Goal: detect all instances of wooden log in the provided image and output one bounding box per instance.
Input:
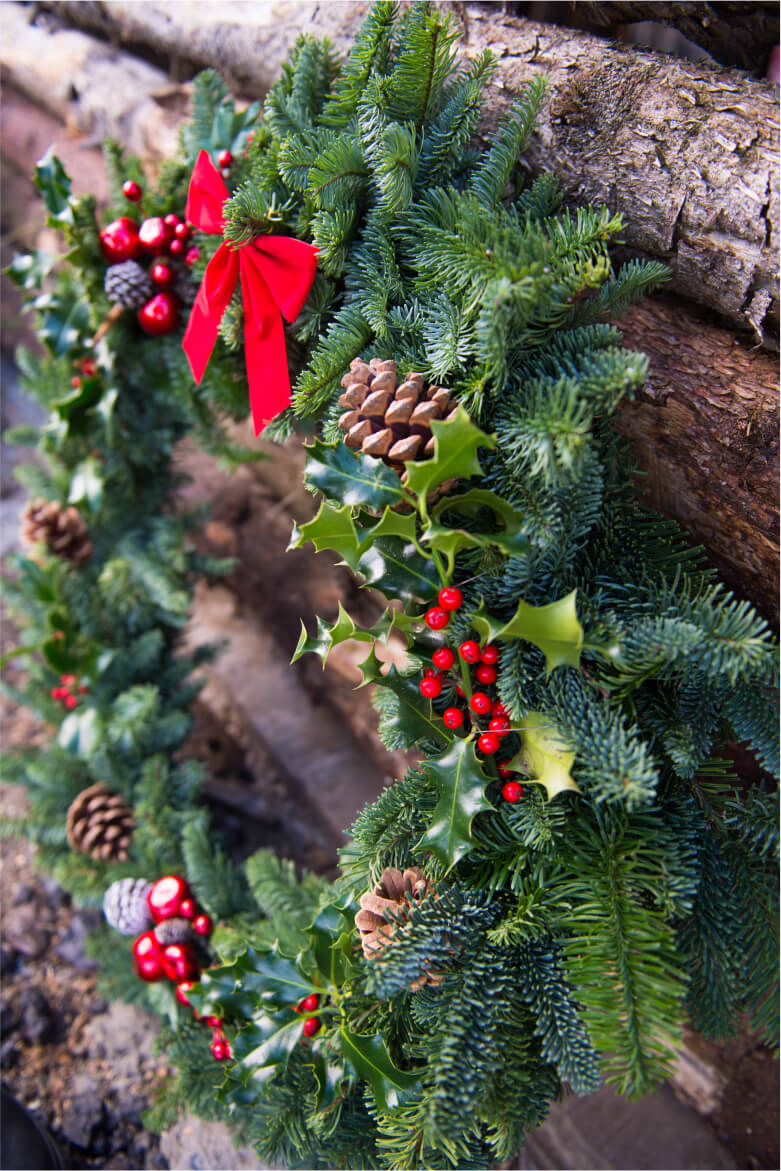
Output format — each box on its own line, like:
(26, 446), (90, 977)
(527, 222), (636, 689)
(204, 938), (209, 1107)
(39, 0), (779, 345)
(615, 295), (779, 622)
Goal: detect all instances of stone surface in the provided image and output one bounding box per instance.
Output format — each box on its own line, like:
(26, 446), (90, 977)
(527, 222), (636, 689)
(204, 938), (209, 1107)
(160, 1113), (267, 1170)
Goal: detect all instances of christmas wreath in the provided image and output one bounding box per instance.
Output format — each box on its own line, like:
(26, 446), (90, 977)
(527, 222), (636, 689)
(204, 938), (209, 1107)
(4, 4), (778, 1167)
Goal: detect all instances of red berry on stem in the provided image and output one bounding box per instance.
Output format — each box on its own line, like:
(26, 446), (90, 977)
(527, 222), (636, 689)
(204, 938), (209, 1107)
(147, 875), (191, 923)
(138, 292), (180, 336)
(71, 375), (82, 388)
(80, 357), (98, 377)
(168, 237), (185, 256)
(303, 1017), (321, 1037)
(217, 149), (234, 169)
(478, 732), (501, 755)
(459, 640), (480, 664)
(480, 644), (499, 665)
(300, 994), (320, 1013)
(192, 913), (213, 937)
(420, 677), (442, 699)
(475, 664), (497, 685)
(470, 692), (492, 715)
(489, 716), (511, 738)
(491, 701), (508, 718)
(163, 213), (180, 228)
(122, 179), (143, 202)
(205, 1016), (223, 1029)
(185, 246), (200, 267)
(442, 707), (465, 729)
(497, 761), (515, 779)
(432, 647), (455, 670)
(138, 216), (171, 254)
(64, 695), (78, 710)
(178, 898), (196, 920)
(501, 781), (524, 803)
(60, 674), (76, 686)
(174, 221), (191, 240)
(150, 261), (175, 288)
(175, 980), (195, 1007)
(132, 931), (165, 982)
(425, 607), (450, 631)
(455, 684), (465, 697)
(161, 942), (200, 983)
(438, 587), (463, 612)
(99, 217), (140, 263)
(211, 1037), (230, 1061)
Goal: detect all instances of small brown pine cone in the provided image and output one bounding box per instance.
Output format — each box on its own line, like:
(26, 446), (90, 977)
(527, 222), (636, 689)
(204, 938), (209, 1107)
(338, 359), (458, 476)
(20, 498), (93, 567)
(355, 866), (445, 991)
(66, 783), (135, 862)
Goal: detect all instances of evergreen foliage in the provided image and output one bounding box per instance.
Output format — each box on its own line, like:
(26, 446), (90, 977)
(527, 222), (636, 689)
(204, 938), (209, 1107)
(3, 4), (777, 1168)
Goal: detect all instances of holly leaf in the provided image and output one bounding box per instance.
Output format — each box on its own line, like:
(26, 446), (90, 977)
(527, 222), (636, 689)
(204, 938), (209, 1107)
(380, 667), (450, 749)
(417, 739), (493, 869)
(403, 406), (494, 508)
(35, 291), (91, 358)
(292, 603), (373, 668)
(290, 501), (362, 569)
(425, 488), (530, 573)
(507, 711), (579, 801)
(338, 1027), (420, 1112)
(34, 149), (73, 224)
(472, 590), (583, 675)
(356, 536), (440, 602)
(6, 250), (57, 291)
(356, 506), (418, 550)
(68, 458), (104, 511)
(356, 643), (385, 687)
(303, 439), (406, 510)
(231, 1006), (303, 1083)
(311, 1050), (353, 1112)
(58, 707), (101, 756)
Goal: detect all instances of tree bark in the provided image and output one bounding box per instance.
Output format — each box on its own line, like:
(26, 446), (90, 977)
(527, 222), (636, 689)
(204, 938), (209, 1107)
(39, 0), (779, 347)
(615, 296), (779, 622)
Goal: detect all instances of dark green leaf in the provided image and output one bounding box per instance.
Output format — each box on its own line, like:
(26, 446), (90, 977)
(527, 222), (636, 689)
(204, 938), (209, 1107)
(6, 251), (57, 291)
(404, 406), (494, 509)
(472, 590), (583, 674)
(417, 738), (493, 869)
(303, 439), (406, 510)
(338, 1026), (420, 1111)
(34, 150), (73, 223)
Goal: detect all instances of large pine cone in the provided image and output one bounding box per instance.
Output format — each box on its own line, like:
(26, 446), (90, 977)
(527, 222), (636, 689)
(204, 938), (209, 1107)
(20, 498), (93, 567)
(103, 877), (153, 936)
(338, 359), (457, 473)
(355, 866), (444, 991)
(66, 782), (135, 862)
(104, 260), (154, 309)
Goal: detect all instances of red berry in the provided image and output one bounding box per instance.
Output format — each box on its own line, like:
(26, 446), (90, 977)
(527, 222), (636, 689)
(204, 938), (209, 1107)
(497, 761), (515, 779)
(70, 375), (82, 388)
(420, 677), (442, 699)
(132, 931), (165, 982)
(99, 217), (140, 263)
(80, 357), (98, 377)
(192, 913), (213, 937)
(138, 216), (171, 254)
(161, 942), (200, 983)
(77, 685), (88, 695)
(480, 644), (499, 665)
(122, 179), (143, 202)
(455, 684), (465, 697)
(475, 664), (497, 685)
(184, 246), (200, 267)
(303, 1016), (321, 1037)
(432, 647), (456, 670)
(150, 261), (175, 288)
(64, 695), (78, 710)
(478, 732), (500, 755)
(442, 707), (465, 729)
(147, 875), (190, 923)
(175, 980), (195, 1007)
(217, 149), (234, 169)
(491, 701), (509, 718)
(60, 674), (76, 686)
(168, 237), (185, 256)
(424, 666), (438, 678)
(174, 221), (191, 240)
(50, 687), (65, 700)
(438, 587), (463, 611)
(459, 640), (480, 664)
(138, 291), (180, 336)
(205, 1016), (223, 1029)
(163, 213), (180, 228)
(211, 1037), (230, 1061)
(425, 607), (450, 631)
(501, 781), (524, 803)
(489, 716), (511, 738)
(300, 994), (320, 1013)
(470, 692), (491, 715)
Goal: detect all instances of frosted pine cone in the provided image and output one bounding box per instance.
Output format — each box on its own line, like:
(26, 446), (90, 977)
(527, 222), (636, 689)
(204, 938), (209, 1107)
(337, 359), (457, 472)
(66, 783), (135, 862)
(355, 866), (444, 991)
(104, 260), (154, 310)
(103, 877), (153, 936)
(20, 498), (93, 566)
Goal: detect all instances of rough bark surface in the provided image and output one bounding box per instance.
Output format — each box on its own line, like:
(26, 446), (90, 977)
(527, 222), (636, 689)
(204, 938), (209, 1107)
(37, 0), (780, 345)
(615, 296), (779, 622)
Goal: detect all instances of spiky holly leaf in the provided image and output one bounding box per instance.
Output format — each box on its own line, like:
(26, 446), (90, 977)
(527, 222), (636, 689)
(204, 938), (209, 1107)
(69, 458), (104, 511)
(34, 149), (74, 225)
(309, 903), (353, 987)
(472, 590), (583, 674)
(417, 738), (493, 869)
(6, 250), (57, 291)
(311, 1050), (352, 1112)
(292, 602), (374, 667)
(290, 501), (362, 569)
(356, 506), (419, 548)
(303, 439), (406, 510)
(423, 488), (530, 574)
(58, 707), (101, 756)
(356, 536), (440, 602)
(507, 712), (579, 801)
(380, 667), (450, 748)
(230, 1006), (303, 1085)
(338, 1026), (420, 1112)
(404, 406), (495, 509)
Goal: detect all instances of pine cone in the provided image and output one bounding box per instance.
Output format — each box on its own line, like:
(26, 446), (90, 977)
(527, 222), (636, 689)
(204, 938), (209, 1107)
(20, 498), (93, 566)
(67, 783), (135, 862)
(103, 877), (153, 936)
(104, 260), (154, 309)
(355, 866), (444, 991)
(337, 359), (458, 473)
(153, 917), (194, 946)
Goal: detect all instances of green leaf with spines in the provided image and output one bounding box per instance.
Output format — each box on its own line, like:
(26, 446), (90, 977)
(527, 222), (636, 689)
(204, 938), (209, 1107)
(423, 487), (530, 572)
(337, 1026), (420, 1112)
(505, 712), (579, 801)
(472, 590), (583, 675)
(290, 501), (362, 569)
(417, 738), (494, 869)
(302, 438), (406, 510)
(376, 666), (450, 749)
(403, 406), (495, 509)
(292, 603), (373, 668)
(34, 150), (74, 224)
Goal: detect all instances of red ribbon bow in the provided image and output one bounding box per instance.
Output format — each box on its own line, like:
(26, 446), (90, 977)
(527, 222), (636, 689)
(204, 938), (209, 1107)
(182, 150), (318, 434)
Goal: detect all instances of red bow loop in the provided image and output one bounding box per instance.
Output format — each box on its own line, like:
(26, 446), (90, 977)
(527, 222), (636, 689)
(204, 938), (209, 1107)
(181, 150), (318, 434)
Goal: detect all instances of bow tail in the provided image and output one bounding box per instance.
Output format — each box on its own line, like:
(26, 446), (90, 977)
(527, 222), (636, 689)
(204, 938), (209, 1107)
(240, 258), (294, 435)
(182, 242), (239, 384)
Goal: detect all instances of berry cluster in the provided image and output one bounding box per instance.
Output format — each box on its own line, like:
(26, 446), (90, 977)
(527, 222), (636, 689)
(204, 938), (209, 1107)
(422, 589), (524, 804)
(294, 992), (322, 1040)
(69, 355), (99, 389)
(50, 673), (87, 710)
